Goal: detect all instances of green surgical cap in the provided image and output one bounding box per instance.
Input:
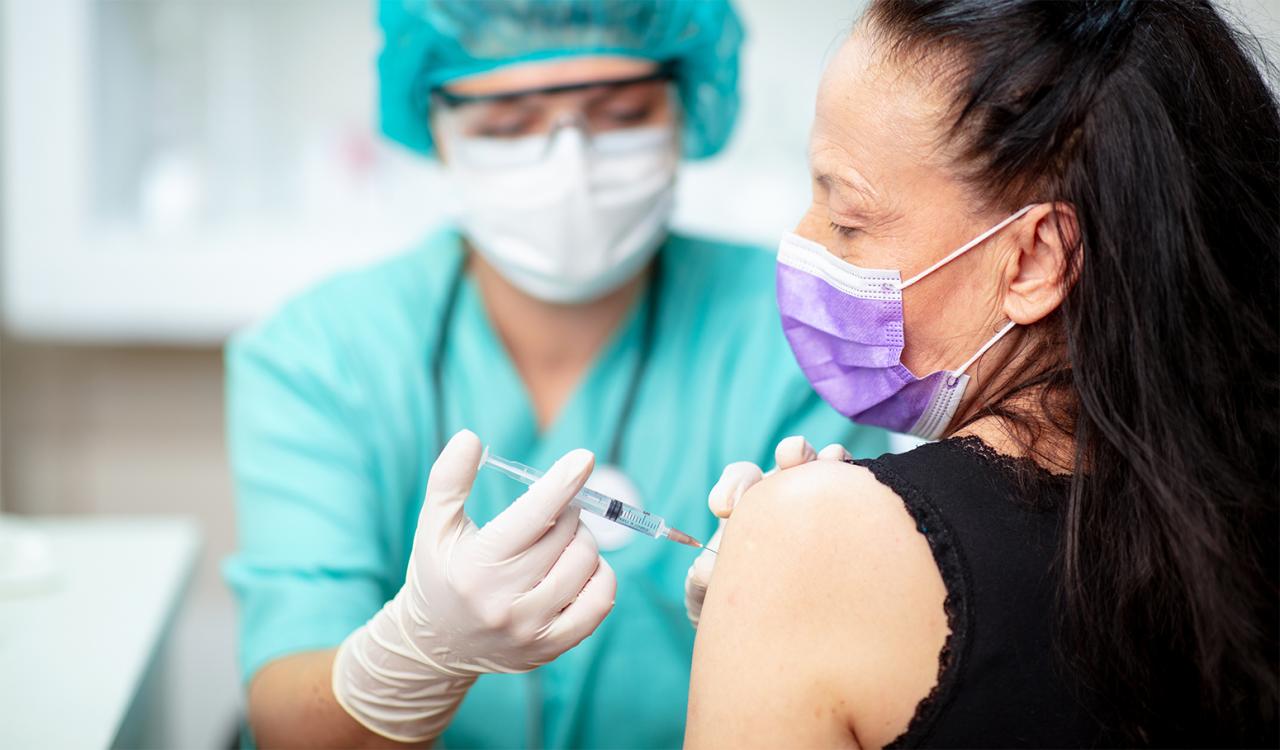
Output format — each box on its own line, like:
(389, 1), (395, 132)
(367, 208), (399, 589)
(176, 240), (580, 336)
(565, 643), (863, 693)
(377, 0), (745, 159)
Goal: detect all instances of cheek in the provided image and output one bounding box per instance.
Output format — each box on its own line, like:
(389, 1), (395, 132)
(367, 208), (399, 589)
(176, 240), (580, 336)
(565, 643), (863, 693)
(899, 283), (951, 372)
(898, 254), (1004, 373)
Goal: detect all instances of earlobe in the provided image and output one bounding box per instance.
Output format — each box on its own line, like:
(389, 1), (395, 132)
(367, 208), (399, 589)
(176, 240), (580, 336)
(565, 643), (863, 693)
(1002, 202), (1078, 325)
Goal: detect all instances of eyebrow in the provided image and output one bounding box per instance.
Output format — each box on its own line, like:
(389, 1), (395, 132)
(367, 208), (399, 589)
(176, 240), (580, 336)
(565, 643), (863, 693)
(814, 167), (880, 204)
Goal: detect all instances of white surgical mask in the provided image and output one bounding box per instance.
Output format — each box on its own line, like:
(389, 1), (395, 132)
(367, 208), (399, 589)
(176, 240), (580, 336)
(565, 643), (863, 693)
(446, 124), (677, 304)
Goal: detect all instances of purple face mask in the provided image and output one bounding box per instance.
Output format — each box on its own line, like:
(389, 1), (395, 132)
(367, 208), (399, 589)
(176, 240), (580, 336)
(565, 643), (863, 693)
(776, 206), (1032, 439)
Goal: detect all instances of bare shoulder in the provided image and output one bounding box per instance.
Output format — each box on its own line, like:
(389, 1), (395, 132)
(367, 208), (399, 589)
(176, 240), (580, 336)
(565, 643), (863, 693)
(729, 459), (913, 555)
(687, 460), (949, 750)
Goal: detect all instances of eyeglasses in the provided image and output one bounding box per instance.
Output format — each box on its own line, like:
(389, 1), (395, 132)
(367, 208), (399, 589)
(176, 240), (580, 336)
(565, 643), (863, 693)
(431, 66), (678, 166)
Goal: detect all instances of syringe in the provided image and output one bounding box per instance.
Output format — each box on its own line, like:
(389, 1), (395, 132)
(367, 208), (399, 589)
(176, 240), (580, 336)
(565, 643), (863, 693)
(478, 447), (704, 549)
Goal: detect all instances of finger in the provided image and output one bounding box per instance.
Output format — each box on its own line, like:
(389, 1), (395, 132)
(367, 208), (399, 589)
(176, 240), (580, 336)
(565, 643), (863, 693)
(684, 524), (724, 628)
(702, 520), (725, 556)
(417, 429), (483, 549)
(818, 443), (853, 462)
(685, 561), (710, 627)
(517, 521), (601, 619)
(481, 449), (595, 556)
(688, 523), (724, 588)
(511, 504), (582, 583)
(775, 435), (817, 469)
(542, 557), (616, 649)
(708, 462), (765, 518)
(684, 564), (707, 628)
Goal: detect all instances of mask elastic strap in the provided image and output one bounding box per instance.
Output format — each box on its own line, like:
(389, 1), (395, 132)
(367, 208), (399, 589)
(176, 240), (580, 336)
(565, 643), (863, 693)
(897, 205), (1036, 290)
(947, 320), (1017, 387)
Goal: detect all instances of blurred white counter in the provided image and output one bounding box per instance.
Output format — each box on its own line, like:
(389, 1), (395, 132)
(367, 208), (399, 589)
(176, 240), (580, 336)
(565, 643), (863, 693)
(0, 516), (200, 749)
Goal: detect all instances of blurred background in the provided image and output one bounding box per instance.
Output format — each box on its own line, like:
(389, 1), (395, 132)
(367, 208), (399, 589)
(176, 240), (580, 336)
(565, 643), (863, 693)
(1, 0), (1277, 747)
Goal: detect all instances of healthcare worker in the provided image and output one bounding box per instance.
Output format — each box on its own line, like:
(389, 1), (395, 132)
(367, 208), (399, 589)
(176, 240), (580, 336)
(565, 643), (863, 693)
(224, 1), (888, 747)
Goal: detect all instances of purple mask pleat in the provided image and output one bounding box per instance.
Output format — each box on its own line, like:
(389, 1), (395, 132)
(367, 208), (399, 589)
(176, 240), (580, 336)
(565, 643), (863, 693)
(779, 324), (905, 370)
(802, 362), (921, 431)
(776, 263), (903, 347)
(851, 370), (947, 433)
(774, 214), (1029, 438)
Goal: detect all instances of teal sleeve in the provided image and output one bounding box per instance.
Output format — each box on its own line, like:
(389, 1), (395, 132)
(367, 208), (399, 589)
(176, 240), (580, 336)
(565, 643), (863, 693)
(223, 304), (391, 685)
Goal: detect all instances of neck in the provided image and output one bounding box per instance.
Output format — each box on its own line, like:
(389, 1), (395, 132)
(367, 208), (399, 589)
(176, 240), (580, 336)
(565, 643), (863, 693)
(469, 249), (650, 429)
(949, 326), (1077, 475)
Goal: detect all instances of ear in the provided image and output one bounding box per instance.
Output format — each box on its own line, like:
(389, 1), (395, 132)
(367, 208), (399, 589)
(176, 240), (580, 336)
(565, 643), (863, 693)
(1000, 202), (1079, 326)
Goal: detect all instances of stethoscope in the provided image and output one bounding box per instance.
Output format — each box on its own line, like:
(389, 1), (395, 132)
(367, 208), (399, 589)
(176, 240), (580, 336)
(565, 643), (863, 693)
(429, 250), (661, 748)
(429, 249), (662, 545)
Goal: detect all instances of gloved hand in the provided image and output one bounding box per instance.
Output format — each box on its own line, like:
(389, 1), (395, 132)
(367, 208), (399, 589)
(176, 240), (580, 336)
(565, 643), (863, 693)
(332, 429), (616, 743)
(684, 436), (851, 628)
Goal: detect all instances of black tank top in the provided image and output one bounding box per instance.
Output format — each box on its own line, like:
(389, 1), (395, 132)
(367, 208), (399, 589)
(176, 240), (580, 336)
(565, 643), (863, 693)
(853, 437), (1109, 748)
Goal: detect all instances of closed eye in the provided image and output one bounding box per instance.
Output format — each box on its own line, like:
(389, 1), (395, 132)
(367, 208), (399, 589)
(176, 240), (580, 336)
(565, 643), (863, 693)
(829, 222), (861, 238)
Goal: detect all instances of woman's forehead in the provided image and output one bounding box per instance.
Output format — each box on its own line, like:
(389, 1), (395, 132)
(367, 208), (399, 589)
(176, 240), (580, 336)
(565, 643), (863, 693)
(813, 28), (961, 188)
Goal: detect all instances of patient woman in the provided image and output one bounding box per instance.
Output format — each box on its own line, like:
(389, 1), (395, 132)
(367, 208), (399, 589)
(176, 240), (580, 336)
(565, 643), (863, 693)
(687, 0), (1278, 747)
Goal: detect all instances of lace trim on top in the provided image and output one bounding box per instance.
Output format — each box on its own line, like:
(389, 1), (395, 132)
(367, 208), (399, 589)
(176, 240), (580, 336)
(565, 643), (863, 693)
(949, 435), (1074, 512)
(950, 434), (1072, 477)
(850, 450), (973, 749)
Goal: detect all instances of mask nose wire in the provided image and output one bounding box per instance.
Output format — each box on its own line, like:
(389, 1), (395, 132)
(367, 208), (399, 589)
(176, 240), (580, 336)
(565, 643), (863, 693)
(540, 112), (592, 162)
(895, 204), (1037, 291)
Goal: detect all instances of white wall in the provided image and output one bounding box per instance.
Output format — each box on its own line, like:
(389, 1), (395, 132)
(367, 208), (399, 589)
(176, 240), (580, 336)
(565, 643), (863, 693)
(673, 0), (865, 243)
(4, 0), (1276, 343)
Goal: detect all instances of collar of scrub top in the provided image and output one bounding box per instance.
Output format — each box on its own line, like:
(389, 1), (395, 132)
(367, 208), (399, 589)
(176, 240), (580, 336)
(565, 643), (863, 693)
(428, 61), (678, 108)
(430, 248), (664, 467)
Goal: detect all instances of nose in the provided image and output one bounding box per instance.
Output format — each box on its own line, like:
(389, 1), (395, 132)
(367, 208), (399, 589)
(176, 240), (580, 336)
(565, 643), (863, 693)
(792, 209), (824, 242)
(542, 118), (591, 163)
(546, 110), (590, 138)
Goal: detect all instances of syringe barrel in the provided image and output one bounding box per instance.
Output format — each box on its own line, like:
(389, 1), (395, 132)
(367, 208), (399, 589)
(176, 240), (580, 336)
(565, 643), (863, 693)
(572, 486), (662, 538)
(479, 448), (664, 538)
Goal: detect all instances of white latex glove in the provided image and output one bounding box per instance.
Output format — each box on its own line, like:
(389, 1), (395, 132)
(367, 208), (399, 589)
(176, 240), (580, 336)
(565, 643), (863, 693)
(332, 429), (616, 743)
(684, 436), (851, 628)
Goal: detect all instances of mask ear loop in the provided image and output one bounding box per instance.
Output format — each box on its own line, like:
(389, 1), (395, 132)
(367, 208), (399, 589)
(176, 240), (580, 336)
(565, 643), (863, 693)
(885, 205), (1035, 386)
(946, 319), (1017, 387)
(896, 205), (1036, 291)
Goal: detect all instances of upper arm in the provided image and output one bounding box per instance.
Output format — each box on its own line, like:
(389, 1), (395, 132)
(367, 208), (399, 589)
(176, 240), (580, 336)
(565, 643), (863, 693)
(686, 460), (949, 750)
(224, 315), (389, 685)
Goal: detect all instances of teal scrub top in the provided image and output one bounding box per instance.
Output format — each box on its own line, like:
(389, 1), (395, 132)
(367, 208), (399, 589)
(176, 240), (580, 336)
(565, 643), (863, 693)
(223, 228), (889, 749)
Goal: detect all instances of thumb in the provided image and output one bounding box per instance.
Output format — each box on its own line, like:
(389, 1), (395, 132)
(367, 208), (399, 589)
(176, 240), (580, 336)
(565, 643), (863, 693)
(775, 435), (817, 469)
(417, 429), (483, 549)
(708, 462), (764, 518)
(685, 522), (724, 628)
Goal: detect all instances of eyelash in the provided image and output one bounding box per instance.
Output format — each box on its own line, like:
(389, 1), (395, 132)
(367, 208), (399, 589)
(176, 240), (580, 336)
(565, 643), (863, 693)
(829, 222), (860, 238)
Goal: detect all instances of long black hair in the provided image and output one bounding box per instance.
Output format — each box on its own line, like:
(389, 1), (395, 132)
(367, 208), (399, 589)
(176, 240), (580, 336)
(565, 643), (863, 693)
(865, 0), (1278, 744)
